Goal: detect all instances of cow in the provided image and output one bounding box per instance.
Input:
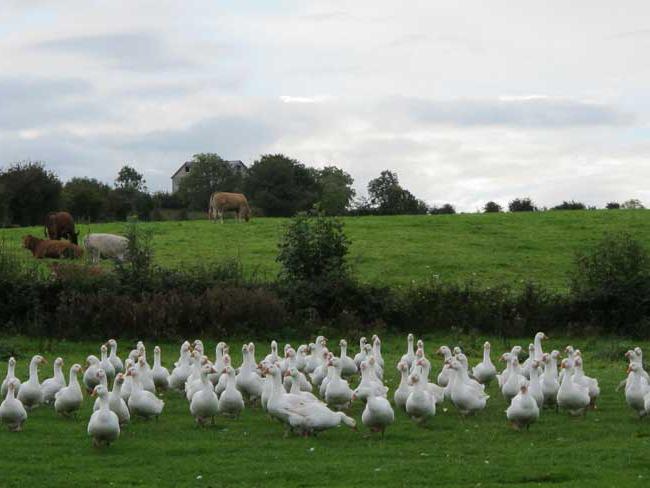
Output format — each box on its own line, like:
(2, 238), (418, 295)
(22, 235), (83, 259)
(208, 192), (251, 223)
(44, 211), (79, 244)
(84, 233), (129, 264)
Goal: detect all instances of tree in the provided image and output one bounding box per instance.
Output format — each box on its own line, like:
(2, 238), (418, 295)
(552, 200), (586, 211)
(61, 178), (111, 222)
(367, 170), (428, 215)
(0, 161), (62, 226)
(244, 154), (320, 217)
(316, 166), (355, 215)
(176, 153), (243, 211)
(430, 203), (456, 215)
(606, 202), (621, 210)
(508, 197), (537, 212)
(115, 165), (146, 193)
(622, 199), (644, 210)
(152, 191), (184, 210)
(484, 201), (502, 213)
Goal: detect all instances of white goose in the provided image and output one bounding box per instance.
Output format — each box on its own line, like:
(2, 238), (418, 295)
(0, 379), (27, 431)
(1, 357), (22, 398)
(620, 348), (650, 393)
(185, 353), (209, 402)
(127, 368), (164, 419)
(99, 344), (116, 382)
(412, 358), (445, 405)
(435, 346), (453, 387)
(362, 384), (394, 436)
(168, 341), (192, 391)
(540, 351), (560, 407)
(136, 346), (156, 394)
(448, 359), (489, 415)
(41, 357), (66, 404)
(528, 360), (544, 408)
(501, 355), (526, 403)
(353, 359), (384, 403)
(295, 345), (308, 372)
(54, 364), (83, 416)
(471, 341), (497, 385)
(506, 384), (539, 430)
(557, 358), (590, 416)
(190, 365), (220, 425)
(92, 369), (109, 411)
(625, 363), (649, 417)
(324, 357), (354, 410)
(83, 355), (102, 394)
(235, 344), (263, 402)
(109, 373), (130, 426)
(400, 334), (416, 369)
(264, 340), (280, 365)
(353, 337), (368, 369)
(215, 355), (232, 398)
(405, 372), (435, 423)
(152, 346), (170, 391)
(394, 361), (412, 411)
(286, 368), (319, 402)
(218, 366), (244, 418)
(338, 340), (357, 377)
(573, 354), (600, 407)
(371, 335), (385, 371)
(107, 339), (123, 374)
(17, 355), (46, 410)
(120, 359), (135, 402)
(88, 384), (120, 447)
(209, 342), (227, 385)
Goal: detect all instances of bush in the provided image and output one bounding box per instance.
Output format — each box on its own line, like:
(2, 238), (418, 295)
(622, 199), (644, 210)
(569, 232), (650, 335)
(508, 197), (537, 212)
(484, 201), (502, 213)
(114, 220), (156, 292)
(553, 200), (586, 211)
(606, 202), (621, 210)
(430, 204), (456, 215)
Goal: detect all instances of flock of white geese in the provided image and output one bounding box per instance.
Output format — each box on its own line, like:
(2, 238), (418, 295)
(0, 331), (645, 446)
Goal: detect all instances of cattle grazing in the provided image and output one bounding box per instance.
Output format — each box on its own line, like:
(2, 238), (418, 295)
(84, 233), (129, 264)
(208, 192), (251, 223)
(44, 211), (79, 244)
(22, 235), (83, 259)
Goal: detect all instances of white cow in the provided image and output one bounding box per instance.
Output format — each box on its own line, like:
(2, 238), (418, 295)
(84, 233), (129, 264)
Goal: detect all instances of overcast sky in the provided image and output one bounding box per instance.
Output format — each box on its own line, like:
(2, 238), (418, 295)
(1, 0), (648, 210)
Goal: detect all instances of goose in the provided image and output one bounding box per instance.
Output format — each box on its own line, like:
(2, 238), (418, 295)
(528, 360), (544, 408)
(405, 372), (435, 423)
(1, 357), (21, 398)
(394, 361), (412, 411)
(83, 355), (102, 394)
(41, 357), (66, 404)
(412, 358), (445, 405)
(371, 335), (384, 370)
(454, 353), (485, 392)
(54, 364), (84, 416)
(109, 373), (130, 426)
(215, 355), (232, 397)
(533, 332), (548, 361)
(0, 379), (27, 432)
(186, 353), (209, 402)
(324, 357), (354, 410)
(318, 353), (336, 396)
(17, 355), (46, 410)
(559, 345), (577, 383)
(362, 384), (394, 436)
(218, 366), (244, 418)
(136, 347), (156, 394)
(338, 340), (357, 377)
(400, 334), (416, 369)
(152, 346), (170, 391)
(283, 357), (312, 393)
(521, 343), (536, 379)
(235, 345), (263, 402)
(92, 369), (109, 411)
(619, 349), (650, 393)
(120, 359), (135, 402)
(501, 356), (526, 403)
(625, 363), (649, 417)
(435, 346), (453, 386)
(99, 344), (116, 382)
(353, 337), (368, 369)
(506, 384), (539, 430)
(190, 365), (220, 425)
(88, 384), (120, 447)
(127, 368), (164, 419)
(107, 339), (123, 374)
(310, 350), (331, 388)
(540, 351), (560, 407)
(264, 340), (280, 365)
(557, 358), (590, 416)
(472, 342), (497, 385)
(286, 368), (320, 402)
(193, 339), (205, 356)
(498, 346), (523, 387)
(448, 359), (489, 415)
(353, 360), (384, 403)
(295, 345), (308, 372)
(573, 355), (600, 407)
(169, 341), (192, 390)
(209, 342), (227, 385)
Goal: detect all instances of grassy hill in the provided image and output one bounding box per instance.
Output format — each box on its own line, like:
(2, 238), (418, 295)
(2, 210), (649, 290)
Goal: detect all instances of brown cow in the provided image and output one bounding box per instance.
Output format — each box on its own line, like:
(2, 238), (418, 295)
(208, 192), (251, 223)
(44, 211), (79, 244)
(22, 235), (83, 259)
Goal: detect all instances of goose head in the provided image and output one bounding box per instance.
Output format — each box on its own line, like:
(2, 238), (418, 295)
(91, 384), (109, 398)
(535, 332), (549, 341)
(437, 346), (451, 357)
(86, 355), (100, 367)
(107, 339), (117, 349)
(510, 346), (522, 358)
(339, 339), (347, 348)
(32, 355), (47, 367)
(100, 344), (108, 357)
(53, 357), (64, 368)
(397, 361), (408, 373)
(483, 341), (491, 352)
(114, 373), (125, 386)
(70, 363), (82, 375)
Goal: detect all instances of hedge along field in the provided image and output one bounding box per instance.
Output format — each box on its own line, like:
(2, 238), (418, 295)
(2, 209), (650, 289)
(0, 333), (649, 487)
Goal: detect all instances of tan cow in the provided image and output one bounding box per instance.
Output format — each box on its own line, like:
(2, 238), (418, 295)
(208, 192), (251, 223)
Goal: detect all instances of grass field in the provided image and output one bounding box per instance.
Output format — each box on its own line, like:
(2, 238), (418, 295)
(2, 209), (649, 290)
(1, 333), (649, 487)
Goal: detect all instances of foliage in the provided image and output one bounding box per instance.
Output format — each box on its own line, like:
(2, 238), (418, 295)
(115, 165), (147, 193)
(61, 177), (111, 221)
(315, 166), (356, 215)
(430, 203), (456, 215)
(176, 153), (244, 211)
(152, 191), (184, 210)
(483, 201), (502, 213)
(367, 170), (429, 215)
(508, 197), (537, 212)
(606, 202), (621, 210)
(621, 198), (644, 209)
(245, 154), (320, 217)
(0, 161), (62, 226)
(570, 232), (650, 335)
(114, 219), (156, 292)
(552, 200), (586, 211)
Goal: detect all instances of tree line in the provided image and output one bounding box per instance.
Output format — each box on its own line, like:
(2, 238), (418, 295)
(0, 153), (645, 226)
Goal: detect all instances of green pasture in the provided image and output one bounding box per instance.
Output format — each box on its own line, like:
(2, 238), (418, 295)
(0, 333), (648, 487)
(2, 209), (649, 290)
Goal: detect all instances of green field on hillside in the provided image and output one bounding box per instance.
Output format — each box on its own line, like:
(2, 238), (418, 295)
(0, 333), (648, 487)
(3, 210), (649, 290)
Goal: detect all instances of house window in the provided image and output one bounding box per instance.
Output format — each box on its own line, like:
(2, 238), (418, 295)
(185, 165), (190, 173)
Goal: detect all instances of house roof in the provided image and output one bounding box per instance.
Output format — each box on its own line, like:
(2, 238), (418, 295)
(171, 159), (246, 179)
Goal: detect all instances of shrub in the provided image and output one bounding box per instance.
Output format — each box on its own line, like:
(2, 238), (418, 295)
(484, 201), (502, 213)
(553, 200), (586, 211)
(606, 202), (621, 210)
(622, 199), (644, 210)
(508, 197), (537, 212)
(430, 204), (456, 215)
(114, 219), (156, 292)
(569, 232), (650, 335)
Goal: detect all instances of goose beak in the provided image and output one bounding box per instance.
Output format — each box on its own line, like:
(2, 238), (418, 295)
(627, 366), (632, 374)
(543, 334), (549, 340)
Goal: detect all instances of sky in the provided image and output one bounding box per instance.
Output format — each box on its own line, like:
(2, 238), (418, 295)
(1, 0), (649, 211)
